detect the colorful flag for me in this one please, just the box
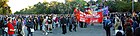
[103,6,109,15]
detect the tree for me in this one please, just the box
[14,0,140,14]
[0,0,12,15]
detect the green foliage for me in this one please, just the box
[14,1,140,14]
[105,1,140,12]
[0,0,12,15]
[15,0,87,14]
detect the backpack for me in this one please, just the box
[105,20,112,28]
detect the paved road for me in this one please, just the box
[32,24,114,36]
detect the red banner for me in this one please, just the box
[74,9,103,23]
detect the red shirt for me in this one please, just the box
[7,22,14,35]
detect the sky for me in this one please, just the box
[7,0,138,13]
[7,0,66,13]
[7,0,95,13]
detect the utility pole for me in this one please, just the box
[132,0,134,12]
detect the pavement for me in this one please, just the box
[3,24,114,36]
[32,24,115,36]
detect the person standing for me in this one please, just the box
[54,16,59,28]
[114,16,123,33]
[17,18,22,36]
[26,19,34,36]
[38,16,42,30]
[21,18,26,36]
[42,16,48,35]
[60,15,67,34]
[34,16,38,30]
[4,17,8,36]
[124,16,133,31]
[120,14,126,32]
[72,16,77,32]
[47,15,53,33]
[68,16,72,32]
[7,18,15,36]
[40,15,44,30]
[103,17,112,36]
[0,19,5,36]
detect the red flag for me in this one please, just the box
[74,9,103,24]
[97,12,103,23]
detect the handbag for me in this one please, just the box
[30,28,34,32]
[4,27,8,32]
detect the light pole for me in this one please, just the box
[132,0,134,12]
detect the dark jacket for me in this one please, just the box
[60,17,67,24]
[26,21,33,28]
[72,17,76,24]
[68,18,72,24]
[17,21,22,29]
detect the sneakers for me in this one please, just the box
[43,32,48,35]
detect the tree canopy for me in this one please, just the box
[0,0,12,15]
[14,0,140,14]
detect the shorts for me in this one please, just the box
[48,24,52,29]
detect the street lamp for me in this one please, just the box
[132,0,134,12]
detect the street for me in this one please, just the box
[32,24,114,36]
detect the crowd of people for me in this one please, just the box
[1,12,140,36]
[103,12,140,36]
[0,14,81,36]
